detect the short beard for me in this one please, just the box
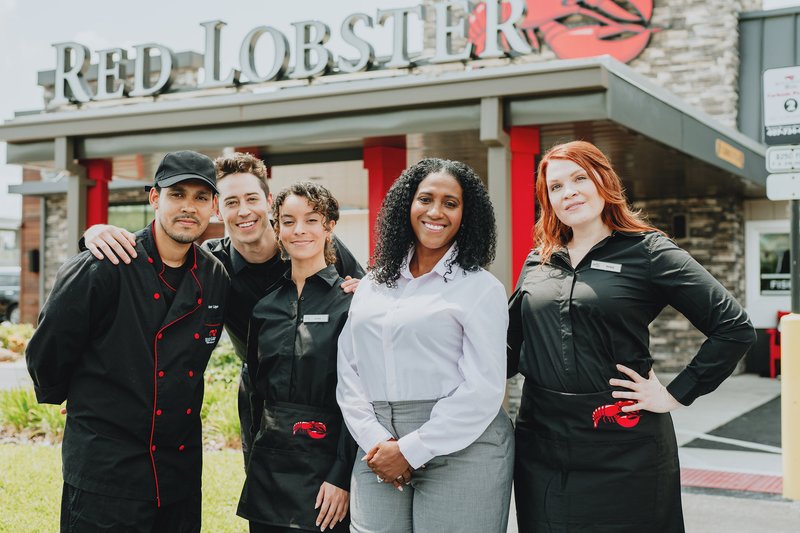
[160,215,205,244]
[164,227,201,244]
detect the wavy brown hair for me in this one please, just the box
[214,152,270,197]
[534,141,660,264]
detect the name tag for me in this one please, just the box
[303,314,329,323]
[590,260,622,273]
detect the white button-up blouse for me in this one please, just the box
[336,245,509,469]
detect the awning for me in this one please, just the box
[2,56,766,194]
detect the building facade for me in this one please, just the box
[1,0,794,385]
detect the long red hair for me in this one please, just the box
[534,141,660,264]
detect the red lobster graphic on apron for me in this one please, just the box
[592,400,641,428]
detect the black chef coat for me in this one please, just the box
[507,231,756,405]
[27,222,229,506]
[237,264,357,530]
[204,235,365,361]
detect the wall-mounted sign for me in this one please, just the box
[767,146,800,173]
[764,65,800,146]
[46,0,657,106]
[767,173,800,201]
[715,139,745,169]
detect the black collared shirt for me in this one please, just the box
[247,264,356,489]
[507,231,756,406]
[204,235,365,362]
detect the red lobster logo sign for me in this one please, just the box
[592,400,641,428]
[468,0,657,63]
[292,421,327,439]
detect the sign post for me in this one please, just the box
[765,65,800,500]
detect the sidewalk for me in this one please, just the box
[670,372,800,532]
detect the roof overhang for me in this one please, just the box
[2,56,766,192]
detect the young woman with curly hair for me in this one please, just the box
[336,158,514,533]
[508,141,756,532]
[238,182,357,533]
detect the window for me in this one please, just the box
[108,204,153,233]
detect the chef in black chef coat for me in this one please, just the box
[507,141,756,533]
[26,151,230,533]
[237,182,356,533]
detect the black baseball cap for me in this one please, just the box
[147,151,218,193]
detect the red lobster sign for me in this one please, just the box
[468,0,657,63]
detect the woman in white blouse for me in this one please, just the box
[336,158,513,533]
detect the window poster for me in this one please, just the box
[760,233,791,295]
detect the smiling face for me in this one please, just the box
[217,172,272,246]
[409,171,464,256]
[150,180,216,244]
[276,193,334,264]
[545,158,606,232]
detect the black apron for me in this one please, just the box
[238,401,349,531]
[514,382,684,533]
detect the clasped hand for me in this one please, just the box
[363,440,412,490]
[609,364,682,413]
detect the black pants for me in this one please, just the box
[248,520,348,533]
[60,483,201,533]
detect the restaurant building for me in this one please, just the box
[1,0,795,379]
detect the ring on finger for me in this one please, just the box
[376,475,383,483]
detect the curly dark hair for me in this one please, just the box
[273,181,340,265]
[371,158,497,287]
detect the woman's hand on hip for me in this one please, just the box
[363,440,412,484]
[609,364,682,413]
[315,482,349,531]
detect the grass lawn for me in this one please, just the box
[0,443,248,532]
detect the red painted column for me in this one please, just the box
[82,159,113,228]
[510,126,540,283]
[363,141,407,258]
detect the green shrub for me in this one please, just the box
[0,335,243,448]
[205,336,241,385]
[0,387,65,440]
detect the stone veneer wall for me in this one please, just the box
[43,195,68,295]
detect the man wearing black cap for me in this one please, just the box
[26,150,230,533]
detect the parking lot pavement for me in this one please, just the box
[0,358,31,390]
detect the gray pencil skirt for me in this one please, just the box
[349,400,514,533]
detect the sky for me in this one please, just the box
[0,0,425,219]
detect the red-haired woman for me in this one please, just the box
[507,141,755,532]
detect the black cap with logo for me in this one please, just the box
[147,151,218,193]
